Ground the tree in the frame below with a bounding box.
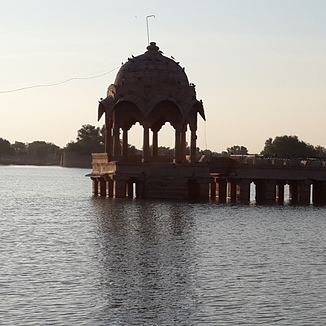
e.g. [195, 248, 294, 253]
[148, 145, 174, 156]
[315, 145, 326, 159]
[226, 145, 248, 155]
[65, 124, 105, 155]
[0, 138, 14, 157]
[260, 135, 317, 158]
[27, 141, 61, 162]
[128, 144, 142, 155]
[12, 141, 27, 157]
[77, 124, 104, 142]
[262, 138, 274, 154]
[157, 146, 174, 156]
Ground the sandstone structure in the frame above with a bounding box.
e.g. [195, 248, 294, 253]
[88, 42, 326, 204]
[88, 42, 210, 199]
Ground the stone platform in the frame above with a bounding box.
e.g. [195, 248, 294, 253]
[88, 153, 211, 200]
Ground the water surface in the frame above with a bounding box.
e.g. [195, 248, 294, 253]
[1, 166, 326, 325]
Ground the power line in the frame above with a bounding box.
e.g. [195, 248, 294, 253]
[0, 66, 120, 94]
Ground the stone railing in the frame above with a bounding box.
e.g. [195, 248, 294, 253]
[229, 156, 326, 168]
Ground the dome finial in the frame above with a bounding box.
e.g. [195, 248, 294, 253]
[146, 42, 159, 53]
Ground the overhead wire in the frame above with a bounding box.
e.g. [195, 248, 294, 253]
[0, 66, 120, 94]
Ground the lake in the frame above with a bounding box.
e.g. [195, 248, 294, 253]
[1, 165, 326, 325]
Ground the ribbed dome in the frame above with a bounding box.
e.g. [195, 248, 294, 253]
[114, 42, 192, 101]
[98, 42, 205, 124]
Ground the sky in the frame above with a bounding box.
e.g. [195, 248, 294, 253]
[1, 0, 326, 154]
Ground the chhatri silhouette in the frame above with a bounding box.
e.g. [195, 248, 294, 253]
[88, 42, 326, 204]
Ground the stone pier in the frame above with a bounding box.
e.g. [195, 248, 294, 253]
[209, 156, 326, 205]
[89, 154, 211, 200]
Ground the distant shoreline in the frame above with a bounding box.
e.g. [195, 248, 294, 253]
[0, 158, 60, 166]
[0, 152, 91, 168]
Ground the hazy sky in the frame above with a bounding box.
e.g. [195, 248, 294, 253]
[1, 0, 325, 153]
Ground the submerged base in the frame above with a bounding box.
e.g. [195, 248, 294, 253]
[88, 154, 211, 200]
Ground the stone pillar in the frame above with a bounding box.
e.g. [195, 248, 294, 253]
[143, 126, 150, 161]
[108, 178, 114, 197]
[174, 130, 181, 163]
[264, 180, 276, 202]
[114, 180, 126, 198]
[152, 129, 158, 157]
[276, 181, 285, 204]
[313, 181, 326, 205]
[136, 180, 146, 199]
[217, 178, 227, 203]
[255, 180, 276, 204]
[199, 182, 210, 200]
[113, 127, 121, 157]
[228, 179, 237, 203]
[181, 126, 187, 162]
[187, 179, 200, 200]
[122, 128, 128, 158]
[237, 179, 251, 204]
[127, 180, 134, 198]
[93, 179, 99, 196]
[99, 178, 107, 197]
[289, 181, 299, 204]
[298, 181, 311, 204]
[210, 181, 217, 200]
[190, 129, 197, 163]
[105, 116, 113, 160]
[255, 180, 264, 203]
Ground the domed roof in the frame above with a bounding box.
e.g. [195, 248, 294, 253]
[98, 42, 205, 123]
[114, 42, 192, 101]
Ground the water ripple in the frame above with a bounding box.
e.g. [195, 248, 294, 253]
[1, 166, 326, 325]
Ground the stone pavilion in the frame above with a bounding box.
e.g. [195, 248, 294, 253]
[88, 42, 211, 199]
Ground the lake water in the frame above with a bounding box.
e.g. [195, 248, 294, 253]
[1, 165, 326, 325]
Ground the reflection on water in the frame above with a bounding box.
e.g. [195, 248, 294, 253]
[1, 166, 326, 325]
[91, 198, 198, 325]
[90, 198, 326, 325]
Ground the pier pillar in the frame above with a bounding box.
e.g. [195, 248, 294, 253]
[236, 179, 251, 204]
[255, 180, 264, 203]
[228, 179, 237, 203]
[276, 181, 285, 204]
[313, 181, 326, 205]
[114, 180, 126, 198]
[298, 180, 311, 204]
[127, 180, 134, 198]
[136, 180, 145, 199]
[99, 178, 107, 197]
[108, 178, 114, 197]
[217, 178, 227, 203]
[92, 179, 99, 196]
[199, 183, 210, 200]
[210, 181, 217, 200]
[265, 180, 276, 202]
[255, 180, 276, 204]
[289, 181, 299, 204]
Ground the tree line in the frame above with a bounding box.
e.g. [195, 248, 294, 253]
[0, 138, 62, 164]
[260, 135, 326, 159]
[1, 124, 326, 164]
